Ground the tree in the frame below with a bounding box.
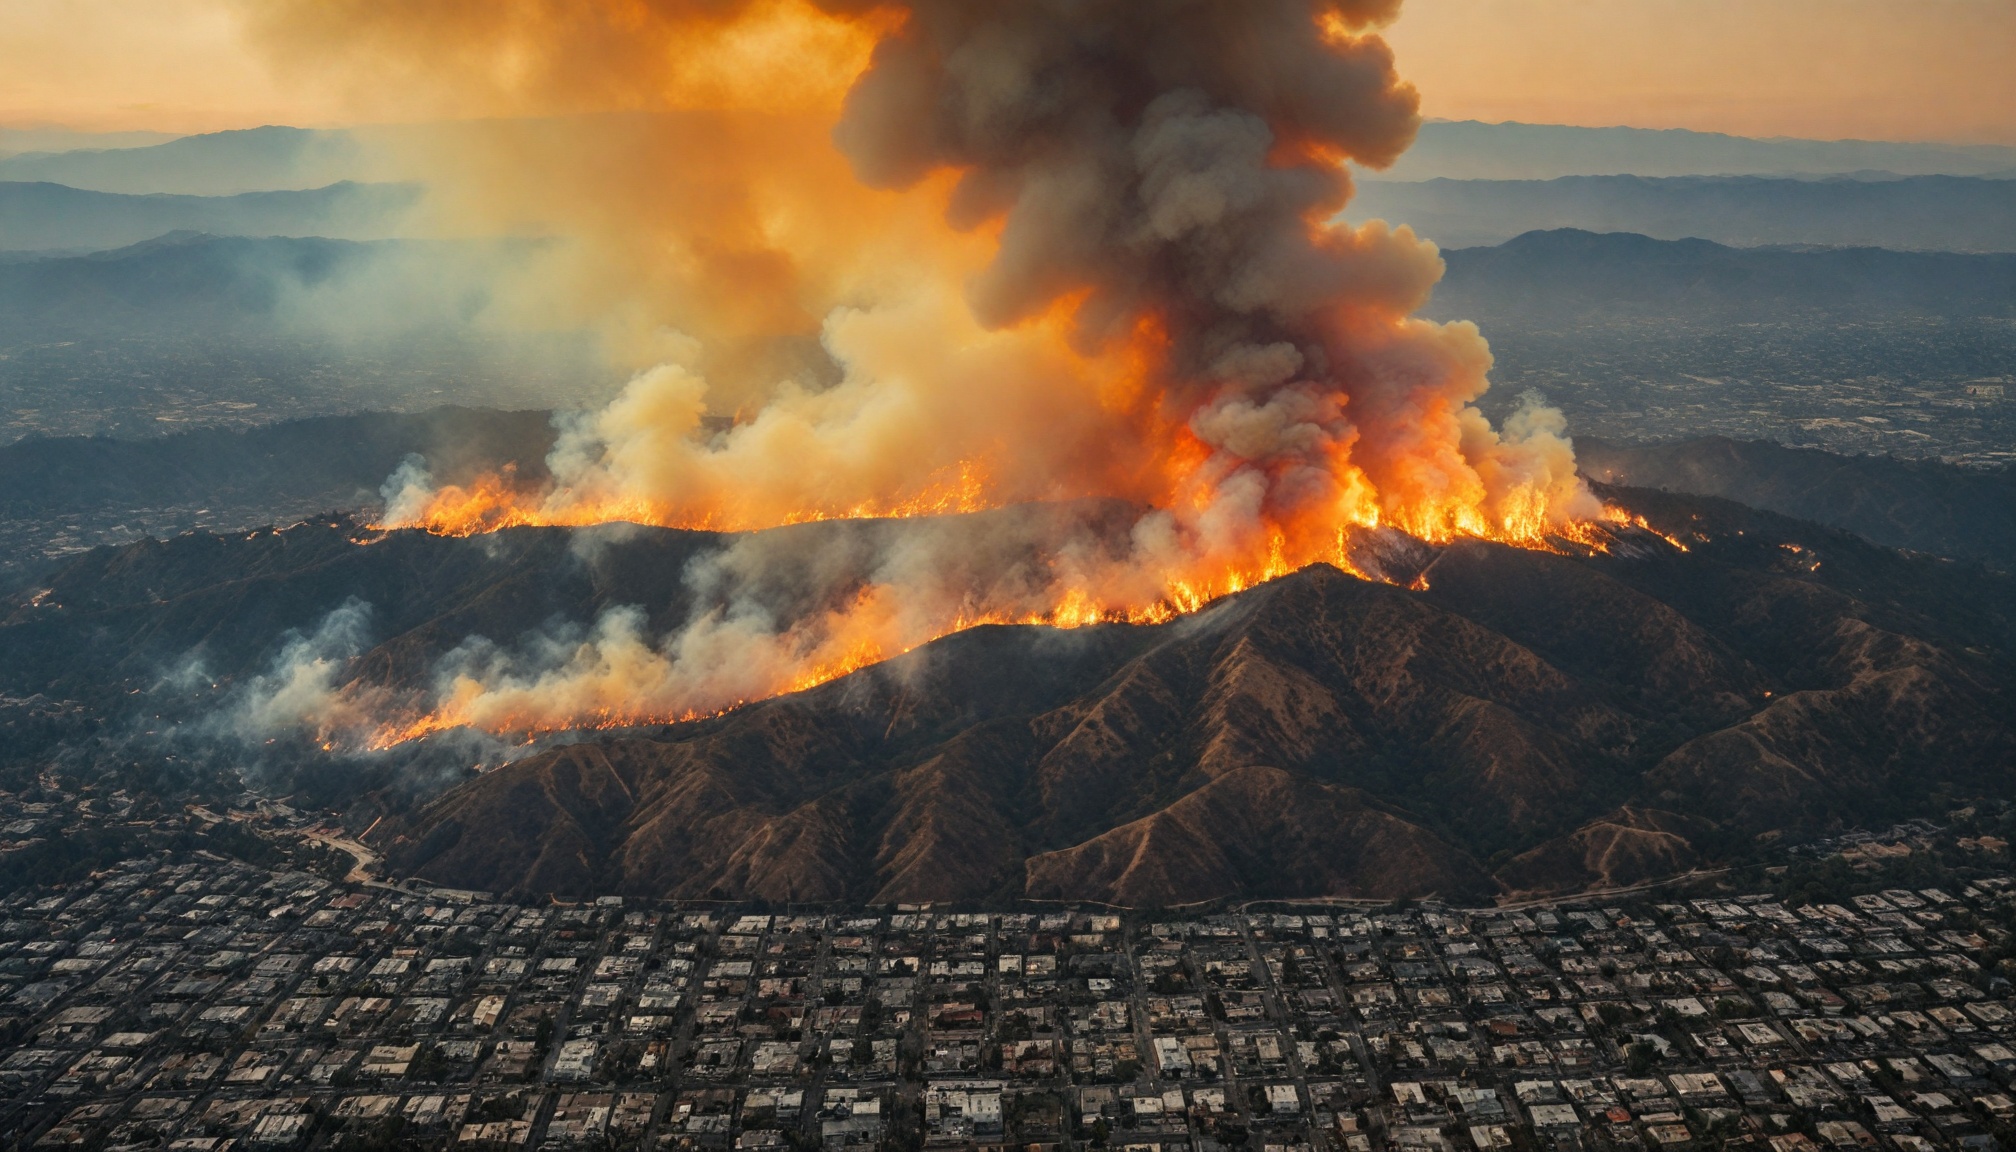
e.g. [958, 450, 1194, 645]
[1626, 1041, 1659, 1076]
[408, 1044, 452, 1082]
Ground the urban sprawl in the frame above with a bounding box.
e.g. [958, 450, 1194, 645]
[5, 806, 2016, 1152]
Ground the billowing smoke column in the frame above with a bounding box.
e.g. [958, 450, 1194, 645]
[836, 1, 1592, 539]
[247, 0, 1600, 743]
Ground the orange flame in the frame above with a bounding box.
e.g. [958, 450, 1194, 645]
[347, 497, 1698, 753]
[398, 459, 994, 537]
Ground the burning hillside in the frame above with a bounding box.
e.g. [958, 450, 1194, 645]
[241, 1, 1606, 743]
[6, 486, 2014, 903]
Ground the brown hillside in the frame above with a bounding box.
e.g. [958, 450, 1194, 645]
[369, 496, 2015, 904]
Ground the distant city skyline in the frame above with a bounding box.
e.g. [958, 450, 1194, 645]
[2, 0, 2012, 146]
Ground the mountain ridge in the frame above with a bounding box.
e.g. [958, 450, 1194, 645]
[0, 180, 420, 252]
[336, 494, 2015, 906]
[1347, 174, 2016, 250]
[1380, 121, 2016, 182]
[6, 450, 2011, 906]
[1430, 228, 2016, 322]
[1575, 436, 2016, 570]
[0, 126, 363, 196]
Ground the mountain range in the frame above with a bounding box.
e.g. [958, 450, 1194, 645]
[361, 493, 2014, 906]
[11, 228, 2005, 347]
[0, 232, 403, 335]
[5, 484, 2011, 906]
[1429, 229, 2016, 323]
[0, 407, 554, 528]
[0, 127, 178, 158]
[1378, 121, 2016, 182]
[1577, 437, 2016, 572]
[0, 181, 420, 252]
[0, 232, 542, 340]
[1348, 175, 2016, 251]
[13, 122, 2014, 195]
[0, 126, 364, 196]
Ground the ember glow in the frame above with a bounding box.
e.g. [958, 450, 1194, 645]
[247, 0, 1640, 747]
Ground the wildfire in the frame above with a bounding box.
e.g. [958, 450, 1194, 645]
[393, 459, 995, 538]
[1596, 506, 1693, 552]
[340, 497, 1696, 754]
[237, 0, 1687, 756]
[350, 319, 1666, 752]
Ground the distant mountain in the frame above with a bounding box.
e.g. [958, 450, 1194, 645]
[0, 232, 380, 334]
[0, 127, 180, 159]
[0, 406, 554, 540]
[0, 237, 603, 452]
[12, 226, 2006, 360]
[1576, 436, 2016, 571]
[0, 181, 421, 252]
[0, 126, 363, 196]
[5, 488, 2013, 904]
[1377, 121, 2016, 182]
[1429, 229, 2016, 323]
[0, 231, 526, 338]
[25, 121, 2013, 198]
[1347, 175, 2016, 251]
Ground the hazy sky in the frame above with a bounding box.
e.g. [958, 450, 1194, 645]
[2, 0, 2013, 144]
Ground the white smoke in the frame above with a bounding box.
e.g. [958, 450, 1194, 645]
[215, 599, 383, 744]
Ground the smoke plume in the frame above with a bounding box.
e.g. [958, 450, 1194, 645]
[245, 0, 1601, 742]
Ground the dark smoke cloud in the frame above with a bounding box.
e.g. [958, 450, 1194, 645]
[837, 1, 1421, 349]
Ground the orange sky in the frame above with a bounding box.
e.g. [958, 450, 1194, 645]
[1386, 0, 2016, 146]
[2, 0, 2013, 144]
